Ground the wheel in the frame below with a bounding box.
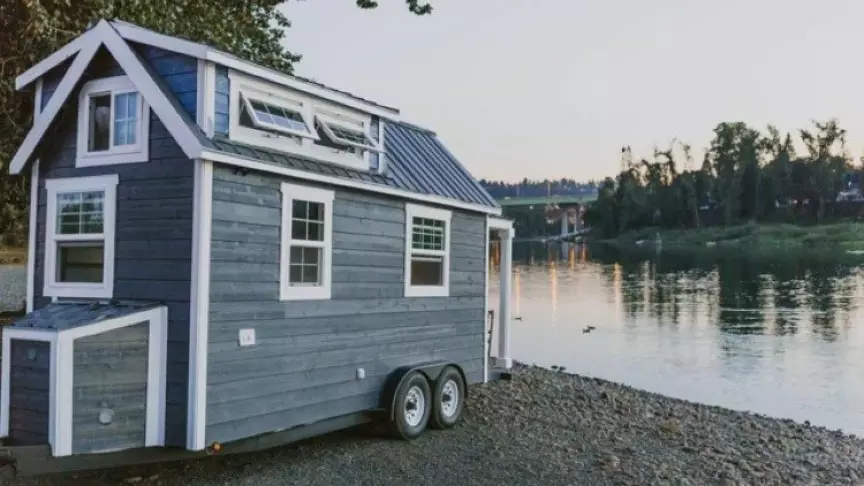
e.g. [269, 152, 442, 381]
[387, 371, 431, 440]
[429, 366, 465, 429]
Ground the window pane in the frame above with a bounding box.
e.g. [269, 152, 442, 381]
[288, 246, 322, 285]
[114, 119, 128, 146]
[411, 217, 445, 251]
[57, 191, 104, 234]
[114, 93, 128, 119]
[307, 222, 324, 242]
[250, 100, 275, 124]
[57, 243, 104, 283]
[89, 94, 111, 151]
[308, 202, 323, 222]
[292, 221, 307, 240]
[329, 125, 369, 145]
[411, 257, 443, 286]
[292, 200, 308, 220]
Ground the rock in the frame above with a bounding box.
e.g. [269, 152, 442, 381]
[124, 477, 143, 484]
[598, 454, 620, 471]
[659, 418, 681, 435]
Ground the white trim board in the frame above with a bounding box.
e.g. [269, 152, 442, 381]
[15, 32, 91, 90]
[9, 20, 204, 175]
[201, 150, 502, 216]
[187, 159, 213, 451]
[26, 159, 39, 313]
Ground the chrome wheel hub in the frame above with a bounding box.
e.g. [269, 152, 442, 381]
[405, 385, 426, 427]
[440, 379, 459, 418]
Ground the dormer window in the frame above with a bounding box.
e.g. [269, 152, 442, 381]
[76, 76, 149, 167]
[228, 71, 383, 172]
[240, 92, 315, 140]
[315, 114, 381, 153]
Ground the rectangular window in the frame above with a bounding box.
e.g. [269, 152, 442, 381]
[315, 115, 382, 154]
[77, 76, 149, 167]
[405, 204, 451, 297]
[44, 175, 118, 299]
[240, 92, 315, 139]
[280, 183, 333, 301]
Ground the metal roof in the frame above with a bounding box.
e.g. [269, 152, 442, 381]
[207, 123, 498, 209]
[384, 123, 498, 208]
[10, 301, 160, 331]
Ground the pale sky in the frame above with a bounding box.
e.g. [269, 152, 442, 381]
[281, 0, 864, 183]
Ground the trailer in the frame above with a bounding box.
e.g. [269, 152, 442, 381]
[1, 19, 515, 479]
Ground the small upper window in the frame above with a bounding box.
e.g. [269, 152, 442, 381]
[404, 204, 451, 297]
[240, 92, 315, 139]
[77, 76, 149, 167]
[44, 175, 118, 299]
[315, 114, 381, 154]
[280, 182, 334, 301]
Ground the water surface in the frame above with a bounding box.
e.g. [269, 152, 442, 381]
[490, 243, 864, 435]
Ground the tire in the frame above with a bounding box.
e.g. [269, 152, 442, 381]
[429, 366, 465, 429]
[387, 371, 432, 440]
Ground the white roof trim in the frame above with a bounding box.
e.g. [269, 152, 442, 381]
[15, 31, 92, 90]
[9, 35, 100, 175]
[109, 20, 401, 121]
[9, 21, 204, 175]
[201, 149, 502, 216]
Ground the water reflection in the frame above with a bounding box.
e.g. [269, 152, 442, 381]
[494, 241, 864, 434]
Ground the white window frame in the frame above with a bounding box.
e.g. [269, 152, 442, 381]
[315, 111, 382, 154]
[76, 75, 150, 167]
[279, 182, 334, 301]
[43, 175, 119, 300]
[404, 204, 451, 298]
[228, 71, 378, 172]
[239, 87, 317, 141]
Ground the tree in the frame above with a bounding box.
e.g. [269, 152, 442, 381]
[0, 1, 432, 244]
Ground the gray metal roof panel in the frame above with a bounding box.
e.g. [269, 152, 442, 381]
[209, 137, 399, 188]
[10, 301, 161, 331]
[384, 123, 498, 208]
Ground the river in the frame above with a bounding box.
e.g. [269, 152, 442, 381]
[489, 242, 864, 436]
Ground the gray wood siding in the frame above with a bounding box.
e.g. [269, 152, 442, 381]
[30, 51, 195, 447]
[8, 340, 51, 445]
[206, 165, 486, 444]
[72, 322, 149, 454]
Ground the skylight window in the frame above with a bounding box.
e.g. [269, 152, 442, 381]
[240, 93, 315, 140]
[315, 117, 382, 153]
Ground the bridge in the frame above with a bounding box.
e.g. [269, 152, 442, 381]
[492, 193, 598, 241]
[496, 193, 598, 208]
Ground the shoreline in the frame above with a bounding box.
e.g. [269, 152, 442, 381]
[25, 363, 864, 485]
[596, 221, 864, 255]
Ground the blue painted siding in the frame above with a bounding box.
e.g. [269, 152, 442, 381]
[134, 43, 198, 119]
[31, 53, 195, 448]
[8, 340, 51, 445]
[40, 61, 70, 111]
[214, 66, 230, 135]
[205, 165, 486, 444]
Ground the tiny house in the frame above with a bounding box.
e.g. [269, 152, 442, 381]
[2, 19, 515, 473]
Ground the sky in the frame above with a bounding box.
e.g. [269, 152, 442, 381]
[281, 0, 864, 183]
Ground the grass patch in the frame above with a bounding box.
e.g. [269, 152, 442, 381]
[603, 222, 864, 253]
[0, 246, 26, 265]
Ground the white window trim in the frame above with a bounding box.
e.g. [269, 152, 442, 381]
[280, 182, 334, 301]
[404, 204, 451, 298]
[316, 113, 382, 154]
[228, 71, 376, 171]
[43, 175, 119, 300]
[240, 88, 317, 141]
[76, 75, 150, 167]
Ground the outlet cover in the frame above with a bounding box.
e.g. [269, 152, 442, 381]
[238, 328, 256, 347]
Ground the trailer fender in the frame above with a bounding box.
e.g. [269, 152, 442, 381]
[379, 361, 467, 420]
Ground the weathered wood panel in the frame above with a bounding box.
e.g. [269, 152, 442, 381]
[8, 340, 51, 446]
[206, 164, 487, 444]
[72, 322, 149, 455]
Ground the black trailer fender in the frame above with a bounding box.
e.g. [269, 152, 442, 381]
[379, 361, 467, 420]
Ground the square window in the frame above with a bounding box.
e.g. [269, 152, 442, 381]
[405, 204, 451, 297]
[57, 243, 104, 283]
[77, 76, 148, 167]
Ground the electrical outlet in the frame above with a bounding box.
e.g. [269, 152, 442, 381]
[238, 328, 256, 347]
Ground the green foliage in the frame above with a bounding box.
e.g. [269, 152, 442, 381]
[0, 1, 431, 245]
[585, 119, 856, 238]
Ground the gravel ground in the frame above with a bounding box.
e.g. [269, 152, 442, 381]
[22, 364, 864, 485]
[0, 265, 25, 312]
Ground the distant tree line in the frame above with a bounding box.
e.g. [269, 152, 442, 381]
[584, 120, 861, 238]
[480, 178, 599, 199]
